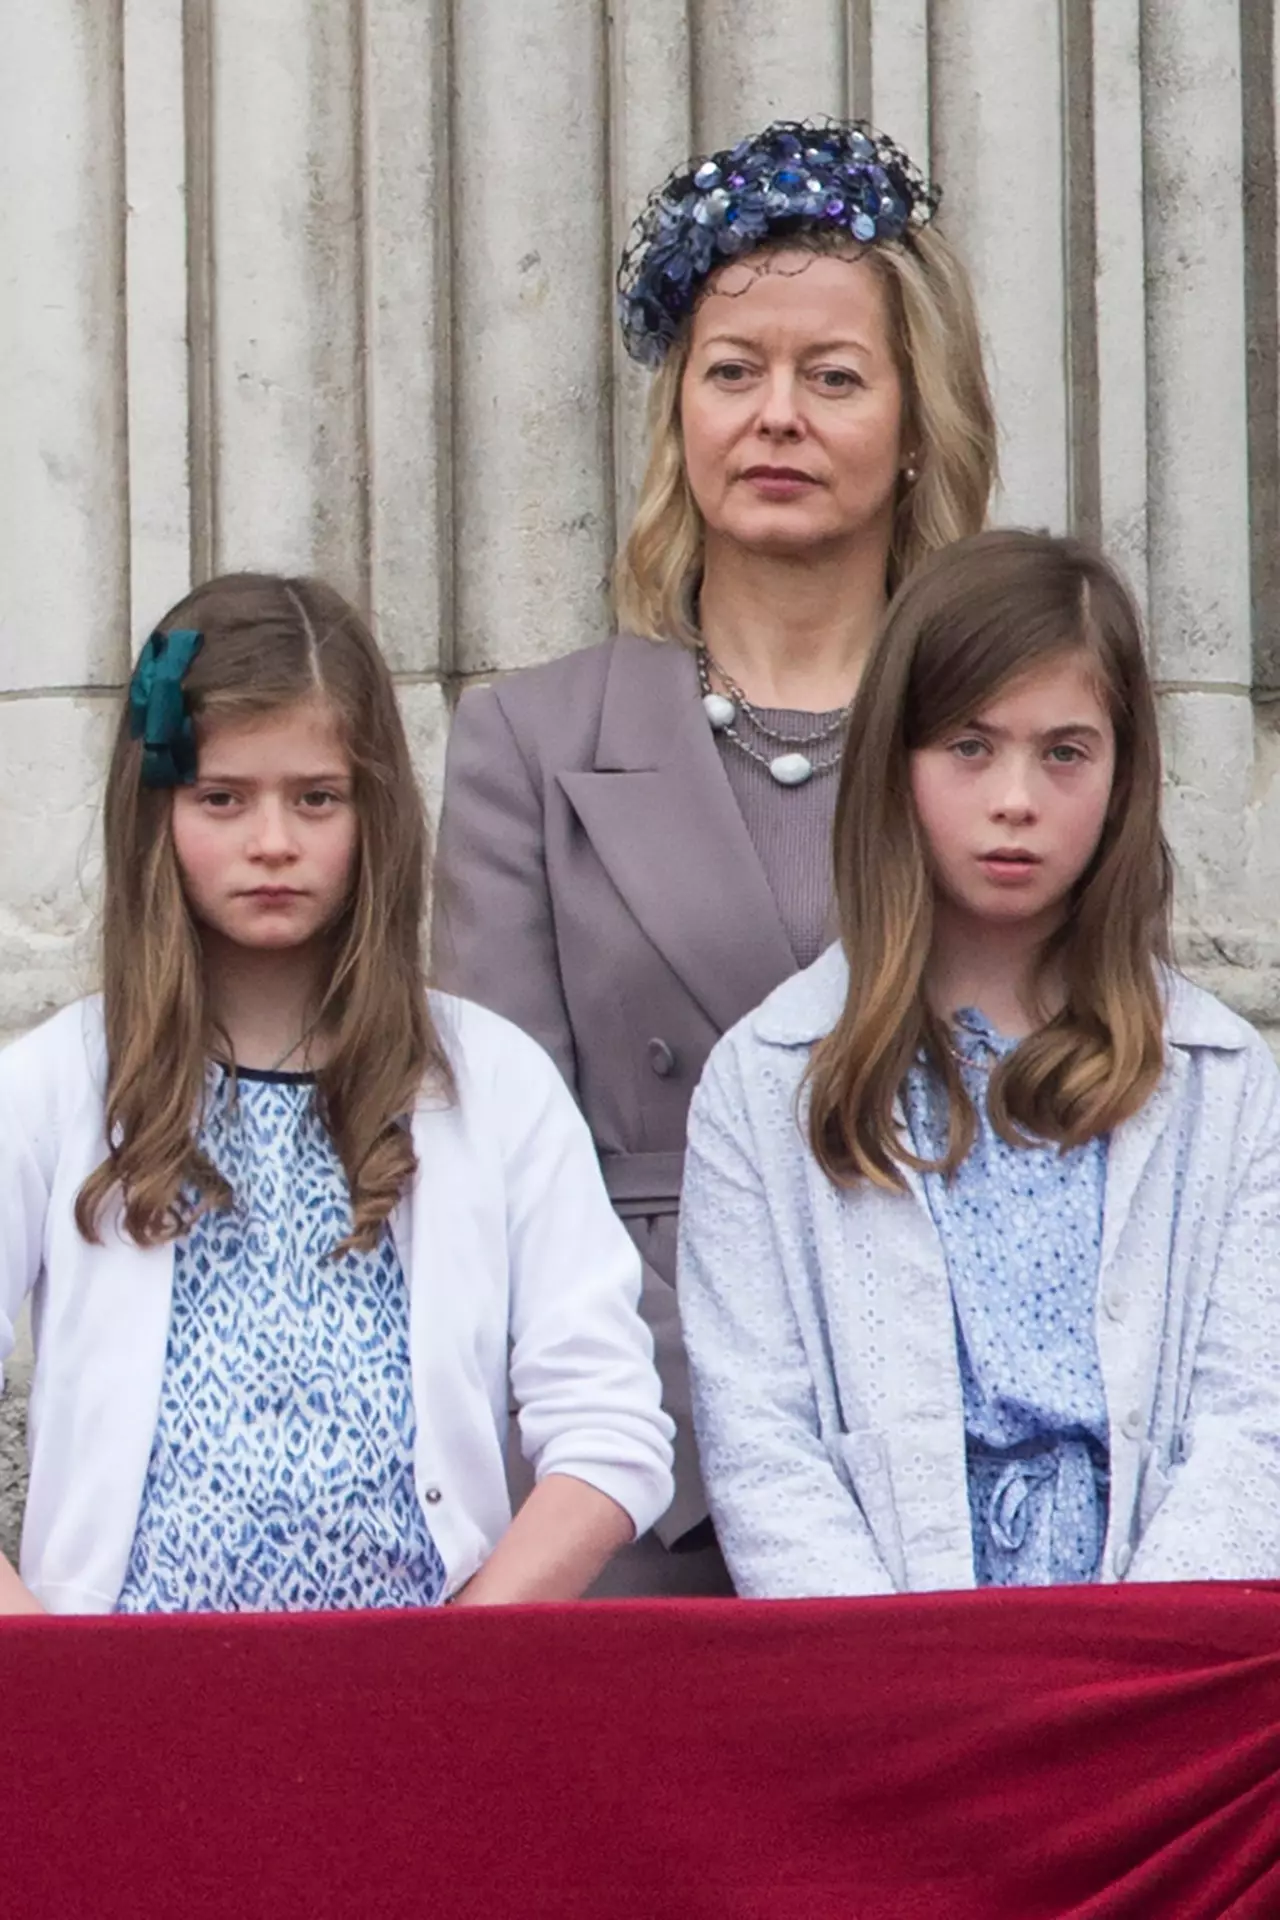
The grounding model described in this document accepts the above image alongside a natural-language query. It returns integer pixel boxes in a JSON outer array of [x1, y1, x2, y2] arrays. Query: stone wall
[[2, 0, 1279, 1562]]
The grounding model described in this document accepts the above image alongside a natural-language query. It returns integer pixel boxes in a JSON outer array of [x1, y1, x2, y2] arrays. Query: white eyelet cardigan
[[0, 994, 675, 1613], [677, 944, 1280, 1598]]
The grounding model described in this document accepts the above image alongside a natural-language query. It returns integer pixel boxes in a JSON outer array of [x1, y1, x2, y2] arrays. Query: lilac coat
[[432, 633, 804, 1550]]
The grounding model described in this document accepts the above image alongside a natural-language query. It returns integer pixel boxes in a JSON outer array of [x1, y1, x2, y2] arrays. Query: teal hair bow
[[128, 628, 204, 788]]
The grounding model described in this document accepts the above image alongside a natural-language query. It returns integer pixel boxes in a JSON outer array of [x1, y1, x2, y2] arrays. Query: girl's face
[[910, 652, 1117, 933], [679, 249, 906, 559], [171, 697, 358, 953]]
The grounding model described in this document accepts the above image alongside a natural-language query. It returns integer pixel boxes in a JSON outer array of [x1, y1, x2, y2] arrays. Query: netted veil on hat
[[616, 117, 940, 367]]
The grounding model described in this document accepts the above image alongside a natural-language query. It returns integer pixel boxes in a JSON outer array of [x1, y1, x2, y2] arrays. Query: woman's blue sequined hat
[[617, 117, 940, 367]]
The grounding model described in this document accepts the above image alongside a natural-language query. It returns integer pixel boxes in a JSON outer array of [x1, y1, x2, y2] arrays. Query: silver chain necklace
[[696, 647, 850, 786], [264, 1017, 322, 1074], [214, 1016, 323, 1078]]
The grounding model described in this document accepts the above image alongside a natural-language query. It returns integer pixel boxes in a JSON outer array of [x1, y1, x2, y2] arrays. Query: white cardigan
[[678, 945, 1280, 1598], [0, 995, 674, 1613]]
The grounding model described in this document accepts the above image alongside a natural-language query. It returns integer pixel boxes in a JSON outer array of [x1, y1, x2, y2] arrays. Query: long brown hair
[[615, 225, 997, 645], [807, 528, 1172, 1189], [76, 572, 454, 1251]]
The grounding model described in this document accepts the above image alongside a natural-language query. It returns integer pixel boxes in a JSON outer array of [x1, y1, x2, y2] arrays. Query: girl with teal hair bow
[[0, 572, 673, 1618]]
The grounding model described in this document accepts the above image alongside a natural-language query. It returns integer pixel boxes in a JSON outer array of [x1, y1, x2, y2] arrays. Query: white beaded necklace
[[696, 647, 851, 786]]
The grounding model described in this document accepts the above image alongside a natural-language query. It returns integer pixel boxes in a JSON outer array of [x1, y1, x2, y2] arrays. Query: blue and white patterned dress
[[904, 1010, 1110, 1588], [116, 1066, 446, 1613]]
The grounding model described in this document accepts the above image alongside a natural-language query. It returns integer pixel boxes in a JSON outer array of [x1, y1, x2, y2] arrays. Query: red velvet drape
[[4, 1583, 1279, 1918]]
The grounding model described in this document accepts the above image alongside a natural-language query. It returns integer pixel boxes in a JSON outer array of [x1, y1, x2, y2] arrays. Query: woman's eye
[[710, 361, 752, 383], [813, 368, 861, 391], [1047, 743, 1085, 765], [199, 790, 237, 810], [949, 738, 987, 761], [300, 790, 339, 810]]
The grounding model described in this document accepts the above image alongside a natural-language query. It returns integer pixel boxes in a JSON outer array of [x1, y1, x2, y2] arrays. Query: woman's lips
[[740, 466, 818, 499]]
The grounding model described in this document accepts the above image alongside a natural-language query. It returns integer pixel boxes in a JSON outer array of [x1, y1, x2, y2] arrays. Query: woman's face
[[679, 248, 907, 561]]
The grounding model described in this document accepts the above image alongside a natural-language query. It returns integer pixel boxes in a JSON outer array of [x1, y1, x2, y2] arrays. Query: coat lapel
[[558, 635, 798, 1034], [1098, 1054, 1185, 1280], [1099, 976, 1244, 1277]]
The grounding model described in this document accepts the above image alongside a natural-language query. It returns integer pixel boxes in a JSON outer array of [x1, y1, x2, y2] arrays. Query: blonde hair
[[77, 573, 454, 1253], [615, 226, 997, 645], [805, 529, 1172, 1190]]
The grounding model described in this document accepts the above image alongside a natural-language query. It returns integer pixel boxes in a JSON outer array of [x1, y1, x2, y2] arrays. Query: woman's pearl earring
[[902, 456, 920, 485]]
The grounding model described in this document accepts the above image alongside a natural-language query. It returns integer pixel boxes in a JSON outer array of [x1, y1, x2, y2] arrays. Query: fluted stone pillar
[[3, 0, 1280, 1563]]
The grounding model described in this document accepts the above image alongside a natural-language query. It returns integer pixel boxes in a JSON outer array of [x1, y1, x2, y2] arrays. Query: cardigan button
[[424, 1486, 443, 1505], [1103, 1289, 1127, 1321], [1121, 1409, 1144, 1441], [647, 1037, 677, 1078], [1113, 1543, 1132, 1577]]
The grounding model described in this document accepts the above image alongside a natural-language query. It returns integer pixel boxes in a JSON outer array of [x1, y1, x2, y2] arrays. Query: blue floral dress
[[904, 1010, 1110, 1587], [116, 1067, 446, 1613]]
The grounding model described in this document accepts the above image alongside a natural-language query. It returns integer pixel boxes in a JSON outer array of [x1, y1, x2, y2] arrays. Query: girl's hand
[[0, 1550, 43, 1616]]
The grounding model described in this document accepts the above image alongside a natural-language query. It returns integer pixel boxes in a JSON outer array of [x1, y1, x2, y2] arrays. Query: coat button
[[1103, 1290, 1127, 1321], [647, 1037, 676, 1078], [423, 1486, 443, 1505], [1121, 1409, 1144, 1441], [1113, 1543, 1132, 1577]]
